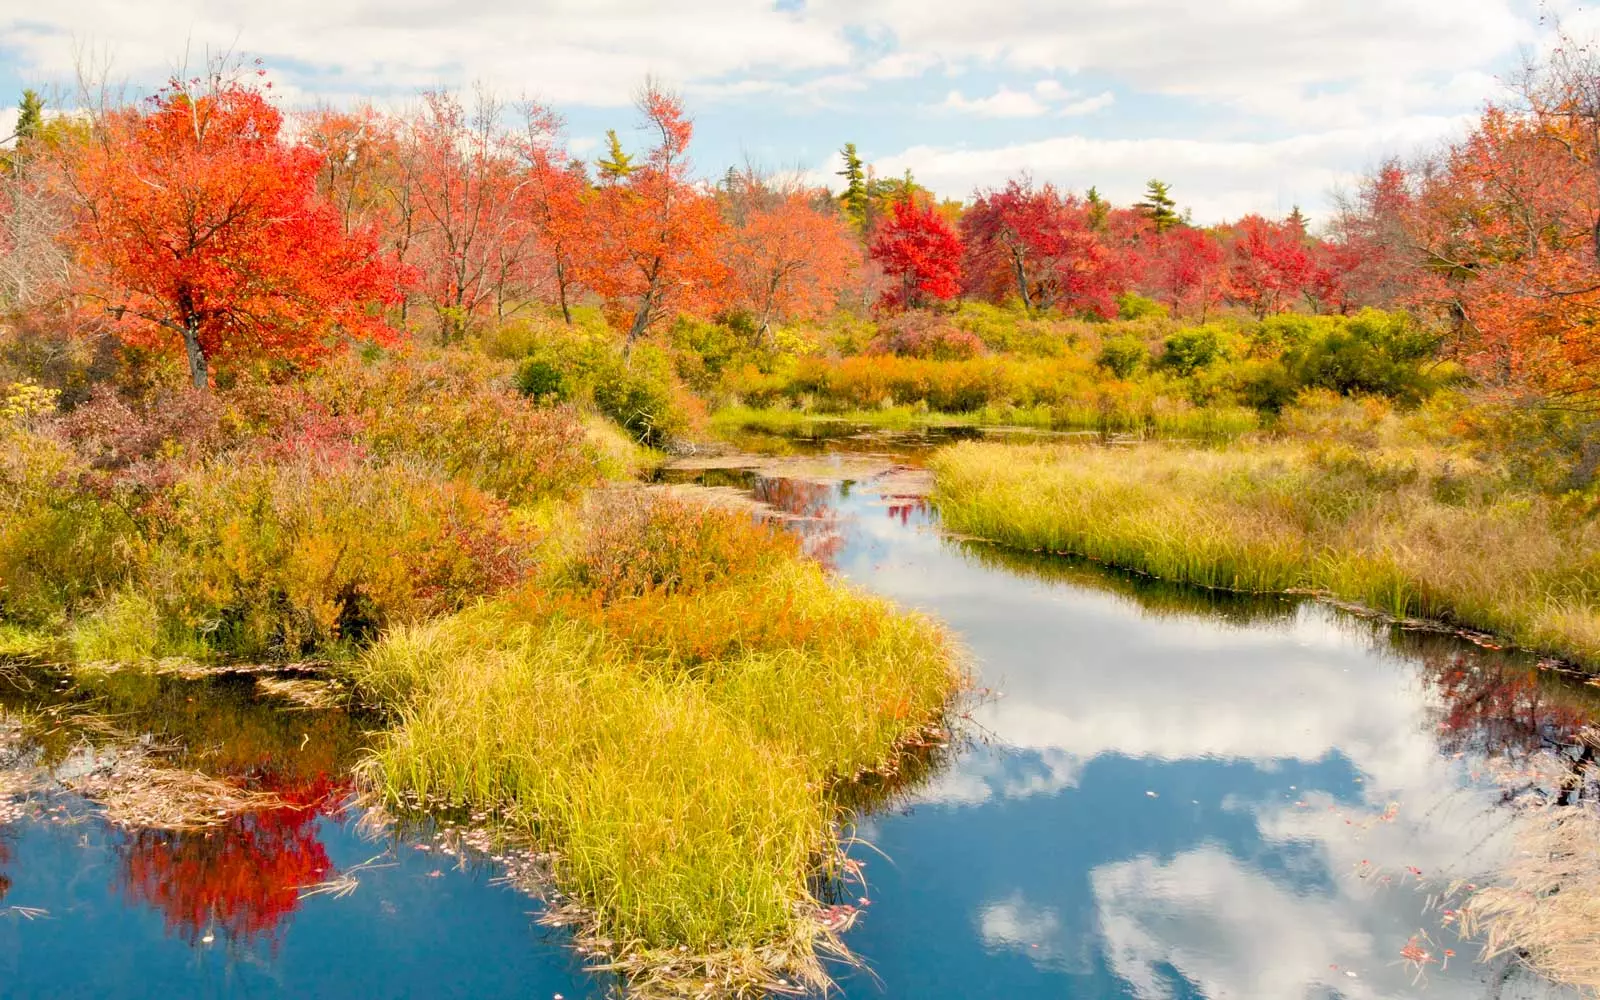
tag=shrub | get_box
[512,358,567,402]
[866,312,986,361]
[1095,336,1149,379]
[553,490,799,604]
[1116,292,1166,321]
[1284,309,1441,404]
[313,349,599,503]
[1160,325,1226,376]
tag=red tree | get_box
[961,179,1125,318]
[1223,214,1314,318]
[1143,226,1226,319]
[70,76,402,389]
[870,197,963,311]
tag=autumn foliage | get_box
[870,197,963,311]
[69,76,403,388]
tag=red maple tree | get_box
[1223,214,1314,318]
[69,76,403,389]
[1143,226,1226,319]
[870,196,963,312]
[961,179,1125,318]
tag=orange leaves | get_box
[70,79,404,388]
[586,85,729,344]
[726,186,861,333]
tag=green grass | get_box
[350,498,962,994]
[931,439,1600,669]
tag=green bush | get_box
[512,358,567,402]
[1116,293,1166,321]
[1160,326,1226,376]
[1095,336,1149,379]
[1284,309,1440,404]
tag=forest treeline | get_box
[1,44,1596,412]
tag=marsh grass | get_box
[350,493,962,995]
[710,400,1257,439]
[931,439,1600,669]
[1459,760,1600,992]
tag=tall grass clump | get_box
[931,401,1600,668]
[352,491,962,994]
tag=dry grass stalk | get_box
[255,675,344,710]
[1461,758,1600,992]
[66,752,282,830]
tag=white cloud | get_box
[1057,90,1114,117]
[874,113,1473,221]
[0,0,853,106]
[810,0,1528,120]
[940,86,1050,118]
[940,82,1115,119]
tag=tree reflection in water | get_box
[753,476,845,568]
[116,771,345,950]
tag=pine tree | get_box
[1137,179,1181,234]
[596,129,635,181]
[15,90,43,142]
[1085,185,1109,231]
[836,142,868,228]
[1287,205,1309,234]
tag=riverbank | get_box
[0,352,965,996]
[930,437,1600,670]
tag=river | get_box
[1,432,1592,999]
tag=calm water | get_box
[2,455,1593,999]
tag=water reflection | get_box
[807,475,1589,1000]
[4,466,1598,999]
[117,793,335,950]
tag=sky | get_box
[0,0,1588,224]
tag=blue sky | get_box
[0,0,1577,224]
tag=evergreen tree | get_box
[1287,205,1310,234]
[836,142,868,228]
[1085,185,1109,231]
[1137,179,1181,234]
[15,90,43,143]
[596,129,635,181]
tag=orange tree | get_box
[587,84,728,349]
[68,76,402,389]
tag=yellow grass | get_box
[931,439,1600,668]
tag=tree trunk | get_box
[1012,250,1032,316]
[556,260,573,325]
[183,324,208,390]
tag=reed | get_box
[351,494,962,994]
[931,439,1600,669]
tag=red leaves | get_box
[1145,226,1227,319]
[1221,214,1315,319]
[870,197,963,312]
[961,179,1126,318]
[71,80,404,387]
